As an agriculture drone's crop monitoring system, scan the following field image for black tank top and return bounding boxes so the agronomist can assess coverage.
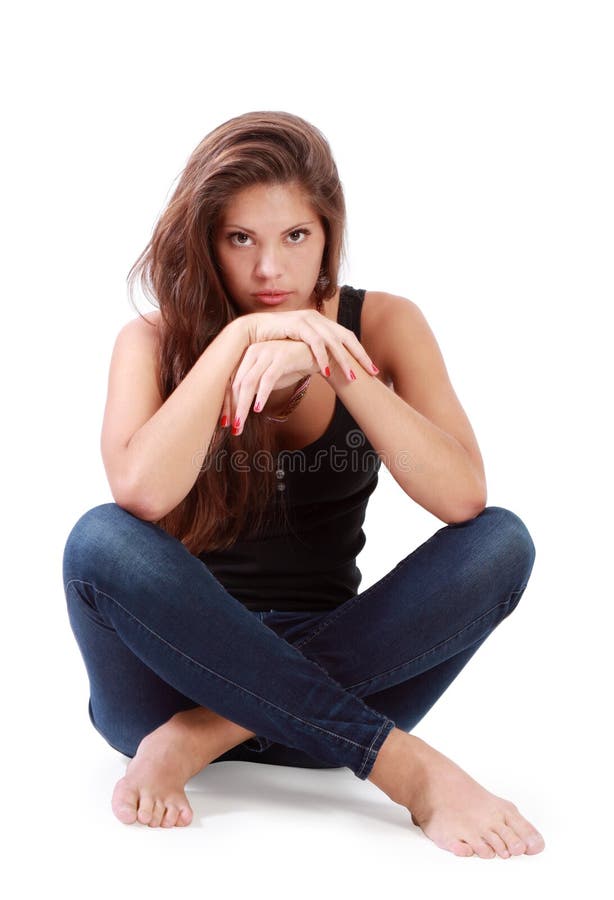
[199,285,382,612]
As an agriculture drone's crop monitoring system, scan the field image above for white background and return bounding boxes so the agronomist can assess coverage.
[2,0,612,896]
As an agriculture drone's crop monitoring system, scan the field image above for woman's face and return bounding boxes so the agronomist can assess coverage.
[213,181,327,315]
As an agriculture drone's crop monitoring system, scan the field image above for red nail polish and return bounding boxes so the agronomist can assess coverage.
[324,366,331,377]
[254,401,261,412]
[232,417,241,434]
[349,369,356,381]
[220,414,228,428]
[371,363,379,374]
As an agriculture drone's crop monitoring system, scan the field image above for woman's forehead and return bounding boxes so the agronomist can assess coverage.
[219,185,318,231]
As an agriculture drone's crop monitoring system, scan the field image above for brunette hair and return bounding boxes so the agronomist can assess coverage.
[126,110,347,554]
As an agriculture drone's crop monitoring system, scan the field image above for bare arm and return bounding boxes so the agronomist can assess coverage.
[102,317,249,521]
[323,295,487,523]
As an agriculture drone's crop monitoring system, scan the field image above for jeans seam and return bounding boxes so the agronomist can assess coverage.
[291,564,407,652]
[343,596,514,694]
[356,716,395,779]
[66,578,380,761]
[292,510,507,653]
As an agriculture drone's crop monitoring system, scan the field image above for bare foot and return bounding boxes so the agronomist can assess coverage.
[111,716,209,828]
[371,729,545,859]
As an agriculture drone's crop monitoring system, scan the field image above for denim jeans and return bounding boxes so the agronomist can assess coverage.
[62,503,535,781]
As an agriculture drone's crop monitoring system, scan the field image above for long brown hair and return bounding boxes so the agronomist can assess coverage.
[126,111,348,554]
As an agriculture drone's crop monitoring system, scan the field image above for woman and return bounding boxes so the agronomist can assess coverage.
[62,110,544,859]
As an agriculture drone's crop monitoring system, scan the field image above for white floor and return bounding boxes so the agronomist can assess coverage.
[8,601,603,900]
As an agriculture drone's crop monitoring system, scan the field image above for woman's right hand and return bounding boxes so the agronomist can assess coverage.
[219,339,323,436]
[243,308,379,382]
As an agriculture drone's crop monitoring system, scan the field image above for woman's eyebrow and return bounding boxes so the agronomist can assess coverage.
[223,220,315,235]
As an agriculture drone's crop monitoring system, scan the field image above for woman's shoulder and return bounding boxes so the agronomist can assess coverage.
[360,289,415,387]
[125,309,163,345]
[361,288,417,321]
[114,310,163,370]
[140,309,162,328]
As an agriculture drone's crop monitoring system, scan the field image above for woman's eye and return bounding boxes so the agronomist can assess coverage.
[227,229,310,247]
[229,232,252,246]
[288,229,309,243]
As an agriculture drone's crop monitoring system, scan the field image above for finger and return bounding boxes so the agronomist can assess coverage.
[305,320,376,379]
[327,344,362,382]
[229,351,256,434]
[252,369,277,416]
[295,325,331,377]
[231,360,266,437]
[220,381,231,429]
[224,356,244,430]
[346,334,379,375]
[231,343,267,394]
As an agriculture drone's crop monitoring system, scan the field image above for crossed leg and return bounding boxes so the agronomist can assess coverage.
[64,503,545,855]
[214,505,534,766]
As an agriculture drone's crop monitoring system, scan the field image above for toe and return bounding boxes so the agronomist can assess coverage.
[483,829,510,859]
[524,832,546,854]
[449,839,474,857]
[176,805,193,827]
[136,794,154,826]
[471,838,497,859]
[498,822,526,856]
[148,798,165,828]
[111,780,139,825]
[160,803,180,828]
[505,809,545,854]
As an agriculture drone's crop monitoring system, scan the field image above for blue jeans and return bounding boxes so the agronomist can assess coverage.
[62,504,535,781]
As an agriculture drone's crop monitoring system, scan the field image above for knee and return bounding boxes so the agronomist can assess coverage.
[62,502,138,586]
[476,505,536,597]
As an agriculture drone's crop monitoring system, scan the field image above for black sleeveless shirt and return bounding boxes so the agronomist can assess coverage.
[198,285,382,612]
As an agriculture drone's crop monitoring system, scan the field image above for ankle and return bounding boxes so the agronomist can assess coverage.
[170,706,257,766]
[367,728,426,805]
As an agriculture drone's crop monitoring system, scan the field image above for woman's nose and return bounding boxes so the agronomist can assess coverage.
[254,247,283,279]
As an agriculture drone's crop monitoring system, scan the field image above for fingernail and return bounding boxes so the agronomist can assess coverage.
[371,363,379,374]
[220,414,228,428]
[232,417,241,434]
[349,370,356,381]
[254,400,262,413]
[324,366,331,377]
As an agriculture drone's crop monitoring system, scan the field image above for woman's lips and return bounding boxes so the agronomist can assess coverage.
[257,295,288,306]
